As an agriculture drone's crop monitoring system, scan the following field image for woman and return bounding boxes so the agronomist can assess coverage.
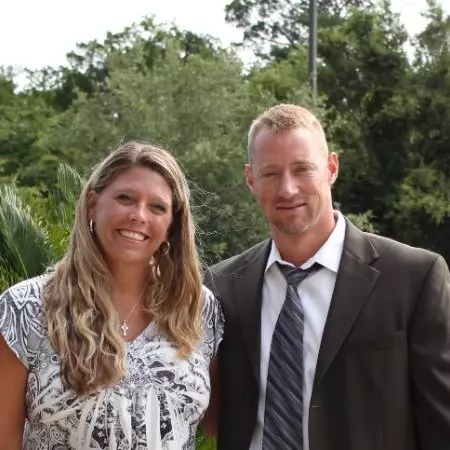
[0,141,223,449]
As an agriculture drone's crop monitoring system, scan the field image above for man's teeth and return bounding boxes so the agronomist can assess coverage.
[119,230,146,241]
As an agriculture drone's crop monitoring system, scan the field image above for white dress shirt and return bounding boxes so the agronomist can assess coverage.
[250,212,346,450]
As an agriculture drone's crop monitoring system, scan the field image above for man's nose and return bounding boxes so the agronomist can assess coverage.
[278,173,298,198]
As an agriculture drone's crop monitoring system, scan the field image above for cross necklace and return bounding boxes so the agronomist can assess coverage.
[120,286,147,337]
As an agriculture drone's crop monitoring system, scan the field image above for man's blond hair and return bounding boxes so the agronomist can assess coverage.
[247,104,328,163]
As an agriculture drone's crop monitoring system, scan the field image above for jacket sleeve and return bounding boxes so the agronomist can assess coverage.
[409,254,450,449]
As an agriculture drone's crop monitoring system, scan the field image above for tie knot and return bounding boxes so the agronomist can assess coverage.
[277,262,322,287]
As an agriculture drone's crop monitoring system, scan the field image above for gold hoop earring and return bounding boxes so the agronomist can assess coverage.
[158,241,170,256]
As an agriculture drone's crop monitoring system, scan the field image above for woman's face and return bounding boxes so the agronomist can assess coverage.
[88,166,173,269]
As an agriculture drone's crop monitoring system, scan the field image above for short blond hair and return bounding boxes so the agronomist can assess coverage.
[247,104,328,163]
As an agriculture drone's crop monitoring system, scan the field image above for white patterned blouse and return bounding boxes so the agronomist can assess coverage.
[0,275,224,450]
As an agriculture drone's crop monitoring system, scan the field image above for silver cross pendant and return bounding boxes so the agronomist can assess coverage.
[121,321,129,336]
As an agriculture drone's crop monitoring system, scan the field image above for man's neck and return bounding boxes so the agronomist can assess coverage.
[271,215,337,267]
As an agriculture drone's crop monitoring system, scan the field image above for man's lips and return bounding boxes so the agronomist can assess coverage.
[276,202,306,210]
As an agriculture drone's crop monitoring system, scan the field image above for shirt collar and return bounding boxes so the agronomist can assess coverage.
[265,211,346,274]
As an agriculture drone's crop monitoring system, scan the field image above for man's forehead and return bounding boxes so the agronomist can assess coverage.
[253,127,318,155]
[254,126,315,145]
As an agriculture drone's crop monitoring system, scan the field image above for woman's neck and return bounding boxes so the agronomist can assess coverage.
[109,262,151,306]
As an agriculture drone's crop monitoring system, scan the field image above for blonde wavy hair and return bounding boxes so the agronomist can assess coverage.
[43,141,203,395]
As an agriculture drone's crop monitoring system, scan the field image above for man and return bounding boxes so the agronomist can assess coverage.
[204,104,450,450]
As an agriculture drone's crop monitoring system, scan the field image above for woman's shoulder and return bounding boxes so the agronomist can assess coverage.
[199,285,224,360]
[201,284,223,318]
[0,274,51,368]
[1,274,50,308]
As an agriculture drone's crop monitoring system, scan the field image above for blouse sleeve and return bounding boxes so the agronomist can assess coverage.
[201,285,224,361]
[0,276,47,369]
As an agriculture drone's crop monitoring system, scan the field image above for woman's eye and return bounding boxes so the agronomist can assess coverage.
[150,204,166,213]
[117,194,132,202]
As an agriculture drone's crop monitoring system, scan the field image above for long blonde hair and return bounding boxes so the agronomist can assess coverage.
[43,141,203,395]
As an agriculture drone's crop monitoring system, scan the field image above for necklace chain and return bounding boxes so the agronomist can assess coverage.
[119,285,147,337]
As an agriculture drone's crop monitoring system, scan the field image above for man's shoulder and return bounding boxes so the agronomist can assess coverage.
[363,230,442,266]
[208,239,270,276]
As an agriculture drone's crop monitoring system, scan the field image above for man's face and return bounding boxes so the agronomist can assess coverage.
[246,127,338,237]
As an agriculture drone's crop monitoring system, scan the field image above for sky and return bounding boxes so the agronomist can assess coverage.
[0,0,448,73]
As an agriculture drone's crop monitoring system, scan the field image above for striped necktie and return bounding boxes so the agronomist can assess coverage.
[263,262,322,449]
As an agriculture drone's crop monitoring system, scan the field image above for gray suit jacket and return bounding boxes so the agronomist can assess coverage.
[204,219,450,450]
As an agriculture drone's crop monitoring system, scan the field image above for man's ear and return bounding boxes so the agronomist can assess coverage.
[245,164,255,195]
[86,189,98,221]
[327,152,339,185]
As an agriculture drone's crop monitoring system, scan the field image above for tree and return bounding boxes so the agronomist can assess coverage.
[225,0,374,58]
[26,17,222,112]
[0,71,58,186]
[386,0,450,256]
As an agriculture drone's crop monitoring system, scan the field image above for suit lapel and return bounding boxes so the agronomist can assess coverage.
[230,222,379,392]
[233,240,271,383]
[313,220,380,392]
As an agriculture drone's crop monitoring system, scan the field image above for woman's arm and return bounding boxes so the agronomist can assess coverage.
[0,335,27,449]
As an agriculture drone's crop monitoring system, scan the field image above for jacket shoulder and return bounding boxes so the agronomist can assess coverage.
[365,231,441,266]
[208,240,270,276]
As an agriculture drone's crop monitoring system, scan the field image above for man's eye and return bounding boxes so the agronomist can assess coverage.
[117,194,132,202]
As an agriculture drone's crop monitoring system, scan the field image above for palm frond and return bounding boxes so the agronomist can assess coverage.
[57,163,84,200]
[45,163,84,227]
[0,268,16,293]
[56,163,84,225]
[0,185,54,281]
[38,164,85,258]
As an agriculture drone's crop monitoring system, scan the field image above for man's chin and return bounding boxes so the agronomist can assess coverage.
[273,220,311,236]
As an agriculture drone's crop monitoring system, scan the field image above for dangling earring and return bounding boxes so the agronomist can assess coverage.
[149,255,161,278]
[89,220,95,234]
[158,241,170,256]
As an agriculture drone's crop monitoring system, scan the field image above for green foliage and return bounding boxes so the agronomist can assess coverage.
[1,2,450,266]
[0,186,53,288]
[0,86,57,186]
[346,211,378,234]
[196,430,217,450]
[225,0,375,57]
[0,163,84,289]
[43,163,85,258]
